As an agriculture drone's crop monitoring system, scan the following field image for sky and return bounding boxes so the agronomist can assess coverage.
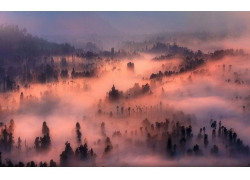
[0,11,250,37]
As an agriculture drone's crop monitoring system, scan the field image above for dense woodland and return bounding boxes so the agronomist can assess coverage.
[0,24,75,64]
[1,24,250,167]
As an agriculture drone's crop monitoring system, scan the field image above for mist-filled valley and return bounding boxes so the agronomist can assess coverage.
[1,12,250,167]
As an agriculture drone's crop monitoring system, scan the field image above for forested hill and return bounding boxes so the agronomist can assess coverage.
[0,24,75,63]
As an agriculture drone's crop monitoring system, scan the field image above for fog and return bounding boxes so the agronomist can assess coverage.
[1,12,250,167]
[1,48,250,167]
[1,12,250,50]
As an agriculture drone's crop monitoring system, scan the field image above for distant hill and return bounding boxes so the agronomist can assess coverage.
[0,24,75,64]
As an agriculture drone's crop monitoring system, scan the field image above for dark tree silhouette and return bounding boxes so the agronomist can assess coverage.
[211,145,219,155]
[186,125,193,139]
[211,120,217,129]
[20,92,24,101]
[34,137,40,151]
[193,144,202,156]
[17,162,25,167]
[75,122,82,144]
[204,134,209,148]
[39,162,48,167]
[17,137,21,152]
[212,129,216,140]
[101,122,106,136]
[8,119,15,133]
[49,159,57,167]
[104,145,111,154]
[34,121,51,153]
[7,133,14,151]
[167,137,172,155]
[5,159,14,167]
[103,137,113,155]
[27,161,37,167]
[141,83,150,94]
[1,126,9,151]
[60,142,74,166]
[76,144,87,160]
[42,121,49,135]
[40,133,51,150]
[98,109,102,115]
[108,85,121,102]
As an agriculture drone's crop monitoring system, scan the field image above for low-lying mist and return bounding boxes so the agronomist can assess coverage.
[1,48,250,167]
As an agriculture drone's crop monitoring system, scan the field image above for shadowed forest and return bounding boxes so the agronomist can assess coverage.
[1,12,250,167]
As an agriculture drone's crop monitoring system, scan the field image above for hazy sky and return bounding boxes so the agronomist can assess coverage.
[0,11,250,37]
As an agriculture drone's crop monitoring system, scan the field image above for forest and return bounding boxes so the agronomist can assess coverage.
[1,22,250,167]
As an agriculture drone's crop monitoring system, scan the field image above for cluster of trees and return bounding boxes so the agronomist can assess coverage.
[150,42,196,57]
[75,51,99,60]
[2,76,20,92]
[211,49,248,60]
[59,121,97,166]
[34,121,51,152]
[107,83,152,103]
[108,85,123,102]
[60,69,69,78]
[152,54,174,60]
[0,120,97,167]
[121,31,243,52]
[117,113,249,160]
[151,42,169,53]
[0,119,15,152]
[0,24,75,64]
[96,101,165,119]
[192,68,210,76]
[60,142,96,166]
[0,24,77,92]
[124,83,152,99]
[0,155,57,167]
[84,42,100,52]
[209,120,250,156]
[71,68,96,79]
[1,104,250,166]
[1,61,60,92]
[150,58,205,80]
[127,62,134,70]
[99,49,142,60]
[103,137,113,155]
[140,117,195,157]
[23,63,58,84]
[43,63,58,82]
[94,103,250,163]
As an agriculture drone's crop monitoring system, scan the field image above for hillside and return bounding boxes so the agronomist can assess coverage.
[0,24,75,65]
